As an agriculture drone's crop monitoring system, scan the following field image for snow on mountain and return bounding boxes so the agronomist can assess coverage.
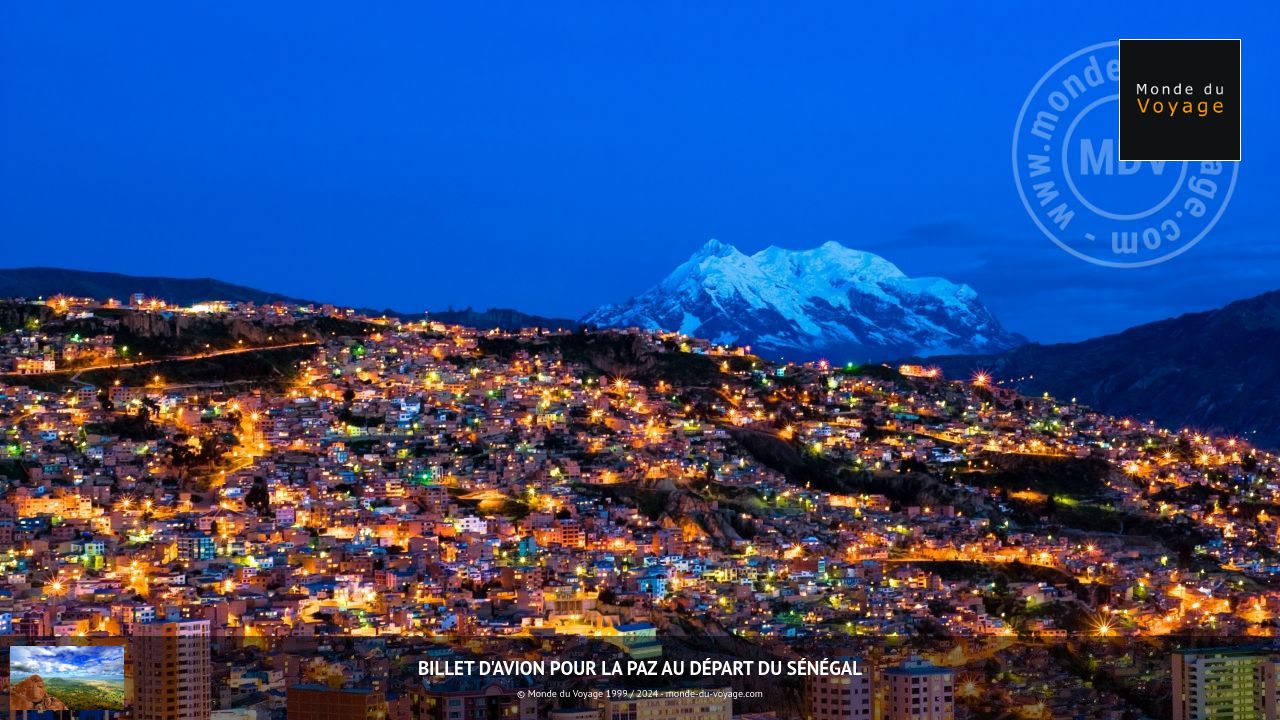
[582,239,1025,361]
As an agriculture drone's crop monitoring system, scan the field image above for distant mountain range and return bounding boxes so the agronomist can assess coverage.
[0,267,574,331]
[583,239,1025,362]
[425,307,577,330]
[924,290,1280,448]
[0,267,297,306]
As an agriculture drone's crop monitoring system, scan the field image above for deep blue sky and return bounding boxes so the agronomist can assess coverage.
[1,1,1276,343]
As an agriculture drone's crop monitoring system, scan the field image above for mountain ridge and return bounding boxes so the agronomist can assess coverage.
[921,289,1280,447]
[583,239,1025,362]
[0,267,575,331]
[0,267,298,306]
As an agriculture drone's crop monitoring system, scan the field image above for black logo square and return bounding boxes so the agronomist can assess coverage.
[1119,39,1240,161]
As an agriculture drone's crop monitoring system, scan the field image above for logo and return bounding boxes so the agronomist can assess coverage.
[1012,41,1238,268]
[1119,39,1240,161]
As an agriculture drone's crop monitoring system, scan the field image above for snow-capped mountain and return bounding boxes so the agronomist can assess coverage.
[582,239,1025,361]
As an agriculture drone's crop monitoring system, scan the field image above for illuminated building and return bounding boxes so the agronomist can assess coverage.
[131,619,212,720]
[177,534,217,561]
[884,657,953,720]
[1173,648,1271,720]
[1260,658,1280,720]
[805,656,871,720]
[897,365,940,379]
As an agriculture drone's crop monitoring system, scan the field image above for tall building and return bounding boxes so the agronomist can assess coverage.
[596,688,731,720]
[177,534,217,562]
[884,657,953,720]
[1172,648,1271,720]
[1260,658,1280,720]
[288,685,385,720]
[131,619,212,720]
[805,657,872,720]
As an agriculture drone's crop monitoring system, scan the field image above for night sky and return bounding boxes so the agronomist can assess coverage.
[1,1,1276,342]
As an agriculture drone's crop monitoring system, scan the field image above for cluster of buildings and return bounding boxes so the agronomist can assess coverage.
[1,296,1279,719]
[0,294,332,376]
[808,656,952,720]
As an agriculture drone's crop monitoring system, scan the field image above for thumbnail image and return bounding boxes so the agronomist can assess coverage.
[9,646,126,714]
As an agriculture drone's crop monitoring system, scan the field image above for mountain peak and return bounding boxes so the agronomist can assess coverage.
[691,238,736,260]
[584,240,1025,362]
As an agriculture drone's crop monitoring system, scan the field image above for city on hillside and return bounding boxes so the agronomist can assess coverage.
[1,294,1279,720]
